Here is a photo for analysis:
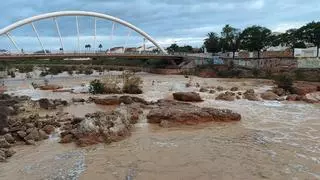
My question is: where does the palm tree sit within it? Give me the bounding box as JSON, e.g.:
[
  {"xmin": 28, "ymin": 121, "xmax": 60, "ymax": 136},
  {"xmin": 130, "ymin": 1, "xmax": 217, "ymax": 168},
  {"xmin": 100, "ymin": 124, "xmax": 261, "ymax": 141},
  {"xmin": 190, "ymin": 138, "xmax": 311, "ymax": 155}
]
[{"xmin": 98, "ymin": 44, "xmax": 103, "ymax": 52}]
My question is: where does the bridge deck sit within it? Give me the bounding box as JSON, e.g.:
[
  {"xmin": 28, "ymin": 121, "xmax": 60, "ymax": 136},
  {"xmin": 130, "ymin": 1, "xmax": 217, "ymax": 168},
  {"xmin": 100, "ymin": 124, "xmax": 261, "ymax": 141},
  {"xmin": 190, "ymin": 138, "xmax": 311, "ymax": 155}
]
[{"xmin": 0, "ymin": 53, "xmax": 184, "ymax": 60}]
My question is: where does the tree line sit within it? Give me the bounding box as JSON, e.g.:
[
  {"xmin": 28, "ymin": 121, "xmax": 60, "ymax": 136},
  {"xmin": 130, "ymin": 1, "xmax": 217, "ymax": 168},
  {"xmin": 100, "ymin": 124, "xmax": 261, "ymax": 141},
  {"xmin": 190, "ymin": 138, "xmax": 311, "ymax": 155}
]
[{"xmin": 204, "ymin": 21, "xmax": 320, "ymax": 58}]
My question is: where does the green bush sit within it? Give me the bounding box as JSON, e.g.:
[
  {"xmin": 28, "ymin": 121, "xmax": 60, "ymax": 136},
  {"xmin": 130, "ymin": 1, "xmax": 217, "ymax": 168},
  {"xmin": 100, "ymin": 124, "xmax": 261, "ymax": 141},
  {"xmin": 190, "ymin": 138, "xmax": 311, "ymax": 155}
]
[
  {"xmin": 40, "ymin": 71, "xmax": 49, "ymax": 77},
  {"xmin": 102, "ymin": 77, "xmax": 121, "ymax": 94},
  {"xmin": 47, "ymin": 66, "xmax": 64, "ymax": 75},
  {"xmin": 122, "ymin": 71, "xmax": 143, "ymax": 94},
  {"xmin": 9, "ymin": 71, "xmax": 15, "ymax": 78},
  {"xmin": 89, "ymin": 79, "xmax": 105, "ymax": 94},
  {"xmin": 18, "ymin": 65, "xmax": 34, "ymax": 73},
  {"xmin": 84, "ymin": 68, "xmax": 93, "ymax": 75}
]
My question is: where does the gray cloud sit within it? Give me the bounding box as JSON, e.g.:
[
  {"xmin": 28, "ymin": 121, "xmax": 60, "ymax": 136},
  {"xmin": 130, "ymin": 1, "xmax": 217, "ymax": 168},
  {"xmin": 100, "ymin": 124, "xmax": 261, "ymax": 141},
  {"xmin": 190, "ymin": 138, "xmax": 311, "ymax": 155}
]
[{"xmin": 0, "ymin": 0, "xmax": 319, "ymax": 52}]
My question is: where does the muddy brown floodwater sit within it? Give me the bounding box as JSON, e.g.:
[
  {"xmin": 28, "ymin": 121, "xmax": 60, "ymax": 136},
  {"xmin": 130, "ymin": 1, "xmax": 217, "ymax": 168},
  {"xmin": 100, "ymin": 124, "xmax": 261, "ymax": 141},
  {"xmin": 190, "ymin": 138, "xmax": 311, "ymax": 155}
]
[{"xmin": 0, "ymin": 72, "xmax": 319, "ymax": 180}]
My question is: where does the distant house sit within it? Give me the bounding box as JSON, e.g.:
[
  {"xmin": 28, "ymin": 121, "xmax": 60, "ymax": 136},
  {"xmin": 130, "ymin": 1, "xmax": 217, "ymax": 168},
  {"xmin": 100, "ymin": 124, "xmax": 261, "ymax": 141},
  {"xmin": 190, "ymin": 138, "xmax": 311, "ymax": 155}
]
[
  {"xmin": 294, "ymin": 47, "xmax": 319, "ymax": 57},
  {"xmin": 107, "ymin": 47, "xmax": 124, "ymax": 53},
  {"xmin": 124, "ymin": 47, "xmax": 137, "ymax": 53}
]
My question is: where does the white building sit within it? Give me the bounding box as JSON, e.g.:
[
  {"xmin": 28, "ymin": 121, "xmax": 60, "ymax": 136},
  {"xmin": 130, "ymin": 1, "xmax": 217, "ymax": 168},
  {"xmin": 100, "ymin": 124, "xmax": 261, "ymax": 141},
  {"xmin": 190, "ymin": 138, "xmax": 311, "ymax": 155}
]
[{"xmin": 294, "ymin": 47, "xmax": 320, "ymax": 57}]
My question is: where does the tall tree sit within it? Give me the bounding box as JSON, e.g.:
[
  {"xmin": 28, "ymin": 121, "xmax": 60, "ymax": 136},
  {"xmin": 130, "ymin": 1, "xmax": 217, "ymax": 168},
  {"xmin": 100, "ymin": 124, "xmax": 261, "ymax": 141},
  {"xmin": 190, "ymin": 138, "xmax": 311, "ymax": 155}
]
[
  {"xmin": 166, "ymin": 44, "xmax": 179, "ymax": 54},
  {"xmin": 277, "ymin": 29, "xmax": 306, "ymax": 56},
  {"xmin": 298, "ymin": 21, "xmax": 320, "ymax": 57},
  {"xmin": 220, "ymin": 24, "xmax": 241, "ymax": 58},
  {"xmin": 204, "ymin": 32, "xmax": 221, "ymax": 53},
  {"xmin": 240, "ymin": 25, "xmax": 271, "ymax": 58},
  {"xmin": 98, "ymin": 44, "xmax": 103, "ymax": 52}
]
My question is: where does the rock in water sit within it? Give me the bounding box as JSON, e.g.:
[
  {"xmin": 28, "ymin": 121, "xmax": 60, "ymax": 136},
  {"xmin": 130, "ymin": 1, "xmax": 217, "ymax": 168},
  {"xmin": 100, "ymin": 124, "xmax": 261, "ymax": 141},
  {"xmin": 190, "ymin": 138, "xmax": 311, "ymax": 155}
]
[
  {"xmin": 4, "ymin": 134, "xmax": 15, "ymax": 144},
  {"xmin": 93, "ymin": 96, "xmax": 120, "ymax": 105},
  {"xmin": 230, "ymin": 87, "xmax": 239, "ymax": 91},
  {"xmin": 147, "ymin": 100, "xmax": 241, "ymax": 126},
  {"xmin": 292, "ymin": 83, "xmax": 318, "ymax": 95},
  {"xmin": 24, "ymin": 128, "xmax": 41, "ymax": 141},
  {"xmin": 60, "ymin": 106, "xmax": 143, "ymax": 146},
  {"xmin": 199, "ymin": 87, "xmax": 208, "ymax": 92},
  {"xmin": 260, "ymin": 91, "xmax": 279, "ymax": 100},
  {"xmin": 0, "ymin": 148, "xmax": 16, "ymax": 157},
  {"xmin": 243, "ymin": 89, "xmax": 259, "ymax": 101},
  {"xmin": 38, "ymin": 98, "xmax": 53, "ymax": 109},
  {"xmin": 38, "ymin": 129, "xmax": 49, "ymax": 140},
  {"xmin": 0, "ymin": 137, "xmax": 11, "ymax": 148},
  {"xmin": 0, "ymin": 113, "xmax": 9, "ymax": 135},
  {"xmin": 172, "ymin": 92, "xmax": 203, "ymax": 102},
  {"xmin": 59, "ymin": 134, "xmax": 74, "ymax": 144},
  {"xmin": 272, "ymin": 88, "xmax": 285, "ymax": 96},
  {"xmin": 42, "ymin": 125, "xmax": 55, "ymax": 134},
  {"xmin": 39, "ymin": 84, "xmax": 62, "ymax": 90},
  {"xmin": 72, "ymin": 98, "xmax": 85, "ymax": 103},
  {"xmin": 216, "ymin": 92, "xmax": 235, "ymax": 101}
]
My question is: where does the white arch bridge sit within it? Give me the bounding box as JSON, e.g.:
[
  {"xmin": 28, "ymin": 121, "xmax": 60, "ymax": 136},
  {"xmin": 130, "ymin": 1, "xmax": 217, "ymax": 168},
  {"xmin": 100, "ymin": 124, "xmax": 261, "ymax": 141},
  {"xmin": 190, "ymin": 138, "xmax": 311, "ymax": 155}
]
[{"xmin": 0, "ymin": 11, "xmax": 173, "ymax": 57}]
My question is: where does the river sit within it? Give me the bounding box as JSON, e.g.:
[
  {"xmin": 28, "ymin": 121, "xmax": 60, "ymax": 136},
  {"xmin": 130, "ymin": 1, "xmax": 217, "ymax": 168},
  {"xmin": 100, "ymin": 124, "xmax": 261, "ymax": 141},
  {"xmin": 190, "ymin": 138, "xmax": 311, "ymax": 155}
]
[{"xmin": 0, "ymin": 72, "xmax": 319, "ymax": 180}]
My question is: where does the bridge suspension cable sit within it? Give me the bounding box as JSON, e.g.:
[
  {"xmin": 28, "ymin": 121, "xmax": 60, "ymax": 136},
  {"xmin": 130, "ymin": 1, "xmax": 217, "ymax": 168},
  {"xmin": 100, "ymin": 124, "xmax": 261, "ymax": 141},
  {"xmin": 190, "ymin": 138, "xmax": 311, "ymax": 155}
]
[
  {"xmin": 5, "ymin": 32, "xmax": 21, "ymax": 53},
  {"xmin": 53, "ymin": 17, "xmax": 64, "ymax": 53},
  {"xmin": 76, "ymin": 16, "xmax": 80, "ymax": 53},
  {"xmin": 123, "ymin": 30, "xmax": 131, "ymax": 53},
  {"xmin": 31, "ymin": 22, "xmax": 46, "ymax": 54},
  {"xmin": 108, "ymin": 22, "xmax": 116, "ymax": 53},
  {"xmin": 93, "ymin": 17, "xmax": 97, "ymax": 53}
]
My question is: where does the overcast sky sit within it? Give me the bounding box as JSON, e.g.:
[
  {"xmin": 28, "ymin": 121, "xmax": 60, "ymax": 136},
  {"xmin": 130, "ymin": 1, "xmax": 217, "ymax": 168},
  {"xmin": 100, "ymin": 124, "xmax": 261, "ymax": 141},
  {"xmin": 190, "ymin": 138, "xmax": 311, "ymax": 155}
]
[{"xmin": 0, "ymin": 0, "xmax": 319, "ymax": 52}]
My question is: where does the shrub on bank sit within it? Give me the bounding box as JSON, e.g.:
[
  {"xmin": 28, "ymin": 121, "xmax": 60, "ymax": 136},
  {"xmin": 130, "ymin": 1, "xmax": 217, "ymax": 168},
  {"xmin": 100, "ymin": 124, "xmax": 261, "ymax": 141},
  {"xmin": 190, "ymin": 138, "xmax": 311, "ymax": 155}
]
[
  {"xmin": 40, "ymin": 71, "xmax": 49, "ymax": 77},
  {"xmin": 122, "ymin": 71, "xmax": 143, "ymax": 94},
  {"xmin": 102, "ymin": 77, "xmax": 122, "ymax": 94},
  {"xmin": 89, "ymin": 79, "xmax": 105, "ymax": 94},
  {"xmin": 84, "ymin": 68, "xmax": 93, "ymax": 75},
  {"xmin": 18, "ymin": 65, "xmax": 34, "ymax": 73}
]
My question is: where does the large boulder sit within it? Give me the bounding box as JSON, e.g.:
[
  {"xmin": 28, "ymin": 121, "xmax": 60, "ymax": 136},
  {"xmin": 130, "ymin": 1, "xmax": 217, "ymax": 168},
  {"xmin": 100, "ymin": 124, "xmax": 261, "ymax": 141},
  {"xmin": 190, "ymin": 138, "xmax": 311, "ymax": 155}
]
[
  {"xmin": 119, "ymin": 96, "xmax": 148, "ymax": 105},
  {"xmin": 243, "ymin": 89, "xmax": 259, "ymax": 101},
  {"xmin": 93, "ymin": 96, "xmax": 120, "ymax": 105},
  {"xmin": 24, "ymin": 128, "xmax": 41, "ymax": 141},
  {"xmin": 59, "ymin": 106, "xmax": 143, "ymax": 146},
  {"xmin": 39, "ymin": 84, "xmax": 63, "ymax": 90},
  {"xmin": 0, "ymin": 137, "xmax": 11, "ymax": 148},
  {"xmin": 17, "ymin": 131, "xmax": 27, "ymax": 138},
  {"xmin": 292, "ymin": 83, "xmax": 318, "ymax": 95},
  {"xmin": 38, "ymin": 129, "xmax": 49, "ymax": 140},
  {"xmin": 230, "ymin": 87, "xmax": 239, "ymax": 91},
  {"xmin": 147, "ymin": 100, "xmax": 241, "ymax": 127},
  {"xmin": 3, "ymin": 134, "xmax": 15, "ymax": 144},
  {"xmin": 199, "ymin": 87, "xmax": 209, "ymax": 92},
  {"xmin": 172, "ymin": 92, "xmax": 203, "ymax": 102},
  {"xmin": 215, "ymin": 92, "xmax": 235, "ymax": 101},
  {"xmin": 272, "ymin": 88, "xmax": 286, "ymax": 96},
  {"xmin": 42, "ymin": 125, "xmax": 55, "ymax": 134},
  {"xmin": 0, "ymin": 113, "xmax": 9, "ymax": 135},
  {"xmin": 38, "ymin": 98, "xmax": 53, "ymax": 109},
  {"xmin": 260, "ymin": 91, "xmax": 279, "ymax": 100},
  {"xmin": 72, "ymin": 98, "xmax": 85, "ymax": 103}
]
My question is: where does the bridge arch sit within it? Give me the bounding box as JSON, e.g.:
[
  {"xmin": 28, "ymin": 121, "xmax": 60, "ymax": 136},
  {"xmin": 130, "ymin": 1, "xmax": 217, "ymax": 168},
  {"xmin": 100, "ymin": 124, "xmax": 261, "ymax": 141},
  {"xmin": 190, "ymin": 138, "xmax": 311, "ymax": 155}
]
[{"xmin": 0, "ymin": 11, "xmax": 166, "ymax": 53}]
